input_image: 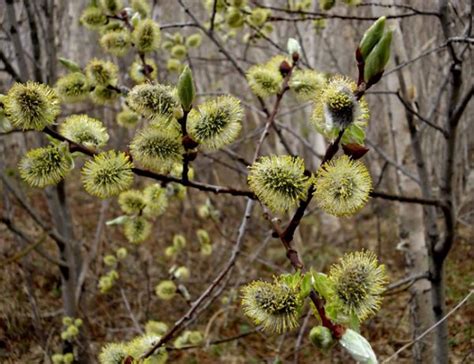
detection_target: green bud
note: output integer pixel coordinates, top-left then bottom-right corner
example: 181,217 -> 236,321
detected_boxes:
359,16 -> 386,60
177,66 -> 195,112
58,57 -> 82,73
363,29 -> 392,84
309,326 -> 334,350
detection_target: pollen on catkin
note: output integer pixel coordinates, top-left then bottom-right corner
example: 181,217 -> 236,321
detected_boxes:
311,76 -> 369,143
81,151 -> 134,198
131,0 -> 151,18
130,124 -> 184,173
85,59 -> 118,86
132,19 -> 161,53
118,189 -> 146,214
167,58 -> 182,73
313,155 -> 372,217
248,155 -> 310,213
55,72 -> 90,103
246,64 -> 282,98
100,30 -> 131,57
171,44 -> 187,60
241,279 -> 302,334
127,84 -> 179,121
126,335 -> 168,364
328,250 -> 387,321
100,20 -> 125,34
4,82 -> 60,130
99,0 -> 123,14
187,95 -> 243,150
129,58 -> 158,83
98,342 -> 128,364
249,8 -> 269,26
289,69 -> 326,101
145,320 -> 168,336
90,85 -> 119,105
155,280 -> 177,300
143,184 -> 168,217
123,216 -> 151,243
59,114 -> 109,149
116,108 -> 140,128
185,33 -> 202,48
80,7 -> 107,30
19,143 -> 73,188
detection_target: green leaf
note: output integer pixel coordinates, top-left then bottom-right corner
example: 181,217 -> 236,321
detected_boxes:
359,16 -> 386,60
347,124 -> 366,145
300,272 -> 313,298
348,312 -> 361,332
312,272 -> 332,300
58,57 -> 82,73
324,302 -> 339,322
280,271 -> 302,289
177,66 -> 195,112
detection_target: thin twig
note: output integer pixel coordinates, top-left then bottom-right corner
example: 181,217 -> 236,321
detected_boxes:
382,290 -> 473,363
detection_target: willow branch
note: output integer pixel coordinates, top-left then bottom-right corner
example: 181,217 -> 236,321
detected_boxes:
41,127 -> 255,199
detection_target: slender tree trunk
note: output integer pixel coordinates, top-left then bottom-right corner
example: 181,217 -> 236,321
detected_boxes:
388,25 -> 434,362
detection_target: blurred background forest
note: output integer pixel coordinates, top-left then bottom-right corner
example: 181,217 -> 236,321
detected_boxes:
0,0 -> 472,363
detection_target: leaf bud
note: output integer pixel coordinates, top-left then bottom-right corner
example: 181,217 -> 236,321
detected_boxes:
358,16 -> 386,61
177,66 -> 195,112
363,29 -> 392,85
309,326 -> 334,350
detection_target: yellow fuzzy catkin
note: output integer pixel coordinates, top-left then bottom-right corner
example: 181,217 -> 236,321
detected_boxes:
328,250 -> 387,321
59,114 -> 109,148
311,75 -> 369,143
313,155 -> 372,217
248,155 -> 310,212
5,82 -> 60,130
19,144 -> 72,188
241,279 -> 302,334
130,124 -> 184,173
81,151 -> 134,198
187,95 -> 243,150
